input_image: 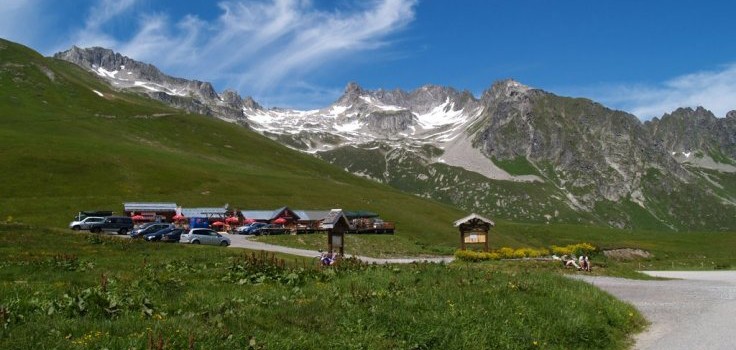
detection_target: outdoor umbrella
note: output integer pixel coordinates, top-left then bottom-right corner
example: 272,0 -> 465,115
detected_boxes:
211,221 -> 225,227
131,215 -> 145,221
172,214 -> 186,221
273,217 -> 287,224
225,216 -> 239,224
244,218 -> 256,224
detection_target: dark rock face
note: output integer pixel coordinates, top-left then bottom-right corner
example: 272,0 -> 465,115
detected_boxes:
646,107 -> 736,159
473,80 -> 695,207
364,110 -> 416,135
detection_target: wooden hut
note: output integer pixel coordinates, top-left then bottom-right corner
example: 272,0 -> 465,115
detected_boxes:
454,213 -> 495,252
123,202 -> 177,222
240,207 -> 300,225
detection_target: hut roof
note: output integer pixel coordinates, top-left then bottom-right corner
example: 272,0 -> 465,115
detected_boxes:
321,209 -> 350,229
453,213 -> 495,227
293,210 -> 330,221
181,205 -> 228,218
123,202 -> 177,212
240,207 -> 301,221
240,210 -> 276,220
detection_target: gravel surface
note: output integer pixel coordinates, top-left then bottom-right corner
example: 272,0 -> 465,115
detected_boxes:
574,271 -> 736,350
226,234 -> 454,264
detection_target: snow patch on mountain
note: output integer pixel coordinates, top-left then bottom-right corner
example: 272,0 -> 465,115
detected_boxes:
241,85 -> 540,183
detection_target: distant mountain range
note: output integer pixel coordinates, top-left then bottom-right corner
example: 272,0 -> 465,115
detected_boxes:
54,46 -> 736,231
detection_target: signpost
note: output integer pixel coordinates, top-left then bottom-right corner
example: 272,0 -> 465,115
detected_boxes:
321,209 -> 349,257
454,213 -> 495,252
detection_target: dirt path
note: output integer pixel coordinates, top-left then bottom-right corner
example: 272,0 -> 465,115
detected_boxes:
574,271 -> 736,350
226,234 -> 454,264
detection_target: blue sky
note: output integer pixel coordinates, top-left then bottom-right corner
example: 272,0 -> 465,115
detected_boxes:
2,0 -> 736,118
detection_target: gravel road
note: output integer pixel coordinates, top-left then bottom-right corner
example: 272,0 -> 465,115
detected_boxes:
226,234 -> 454,264
574,271 -> 736,350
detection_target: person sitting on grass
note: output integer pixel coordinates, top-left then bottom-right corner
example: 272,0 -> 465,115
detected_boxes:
582,255 -> 592,272
561,255 -> 581,269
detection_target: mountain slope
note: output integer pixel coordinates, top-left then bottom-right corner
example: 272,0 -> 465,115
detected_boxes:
53,44 -> 736,231
1,39 -> 467,254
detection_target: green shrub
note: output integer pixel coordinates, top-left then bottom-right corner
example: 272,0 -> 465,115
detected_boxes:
456,243 -> 594,262
551,242 -> 597,256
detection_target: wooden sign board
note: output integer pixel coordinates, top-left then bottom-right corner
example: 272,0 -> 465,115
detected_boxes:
463,233 -> 487,244
331,234 -> 343,248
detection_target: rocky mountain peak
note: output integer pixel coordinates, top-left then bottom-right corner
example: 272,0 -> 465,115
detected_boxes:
480,79 -> 532,105
54,45 -> 258,121
220,89 -> 243,106
242,96 -> 261,110
345,81 -> 363,94
335,81 -> 366,106
666,106 -> 717,121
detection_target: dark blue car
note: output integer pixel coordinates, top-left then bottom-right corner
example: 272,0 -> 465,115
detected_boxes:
144,227 -> 184,242
130,223 -> 172,238
235,222 -> 267,235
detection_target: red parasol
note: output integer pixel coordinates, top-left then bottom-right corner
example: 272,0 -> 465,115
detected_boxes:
211,221 -> 225,227
225,216 -> 239,224
273,217 -> 286,224
244,218 -> 256,224
172,214 -> 186,221
131,215 -> 145,221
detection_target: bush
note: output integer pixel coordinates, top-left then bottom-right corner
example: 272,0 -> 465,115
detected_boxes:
551,243 -> 597,256
455,243 -> 595,262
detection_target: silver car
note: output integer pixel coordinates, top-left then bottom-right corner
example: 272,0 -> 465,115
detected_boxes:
179,228 -> 230,246
68,216 -> 105,231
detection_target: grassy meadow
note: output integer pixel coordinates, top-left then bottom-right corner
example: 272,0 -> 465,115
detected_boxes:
0,224 -> 646,349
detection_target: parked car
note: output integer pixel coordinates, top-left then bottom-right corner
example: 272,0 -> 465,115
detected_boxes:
144,227 -> 183,242
130,223 -> 172,238
89,216 -> 134,235
180,228 -> 231,246
74,210 -> 113,221
69,216 -> 105,231
235,222 -> 267,235
160,229 -> 185,243
255,224 -> 288,235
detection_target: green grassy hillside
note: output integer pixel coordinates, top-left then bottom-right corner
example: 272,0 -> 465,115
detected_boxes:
0,38 -> 463,252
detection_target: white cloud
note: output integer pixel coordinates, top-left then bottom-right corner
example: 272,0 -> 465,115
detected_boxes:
53,0 -> 417,106
67,0 -> 138,50
582,64 -> 736,120
0,0 -> 43,45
